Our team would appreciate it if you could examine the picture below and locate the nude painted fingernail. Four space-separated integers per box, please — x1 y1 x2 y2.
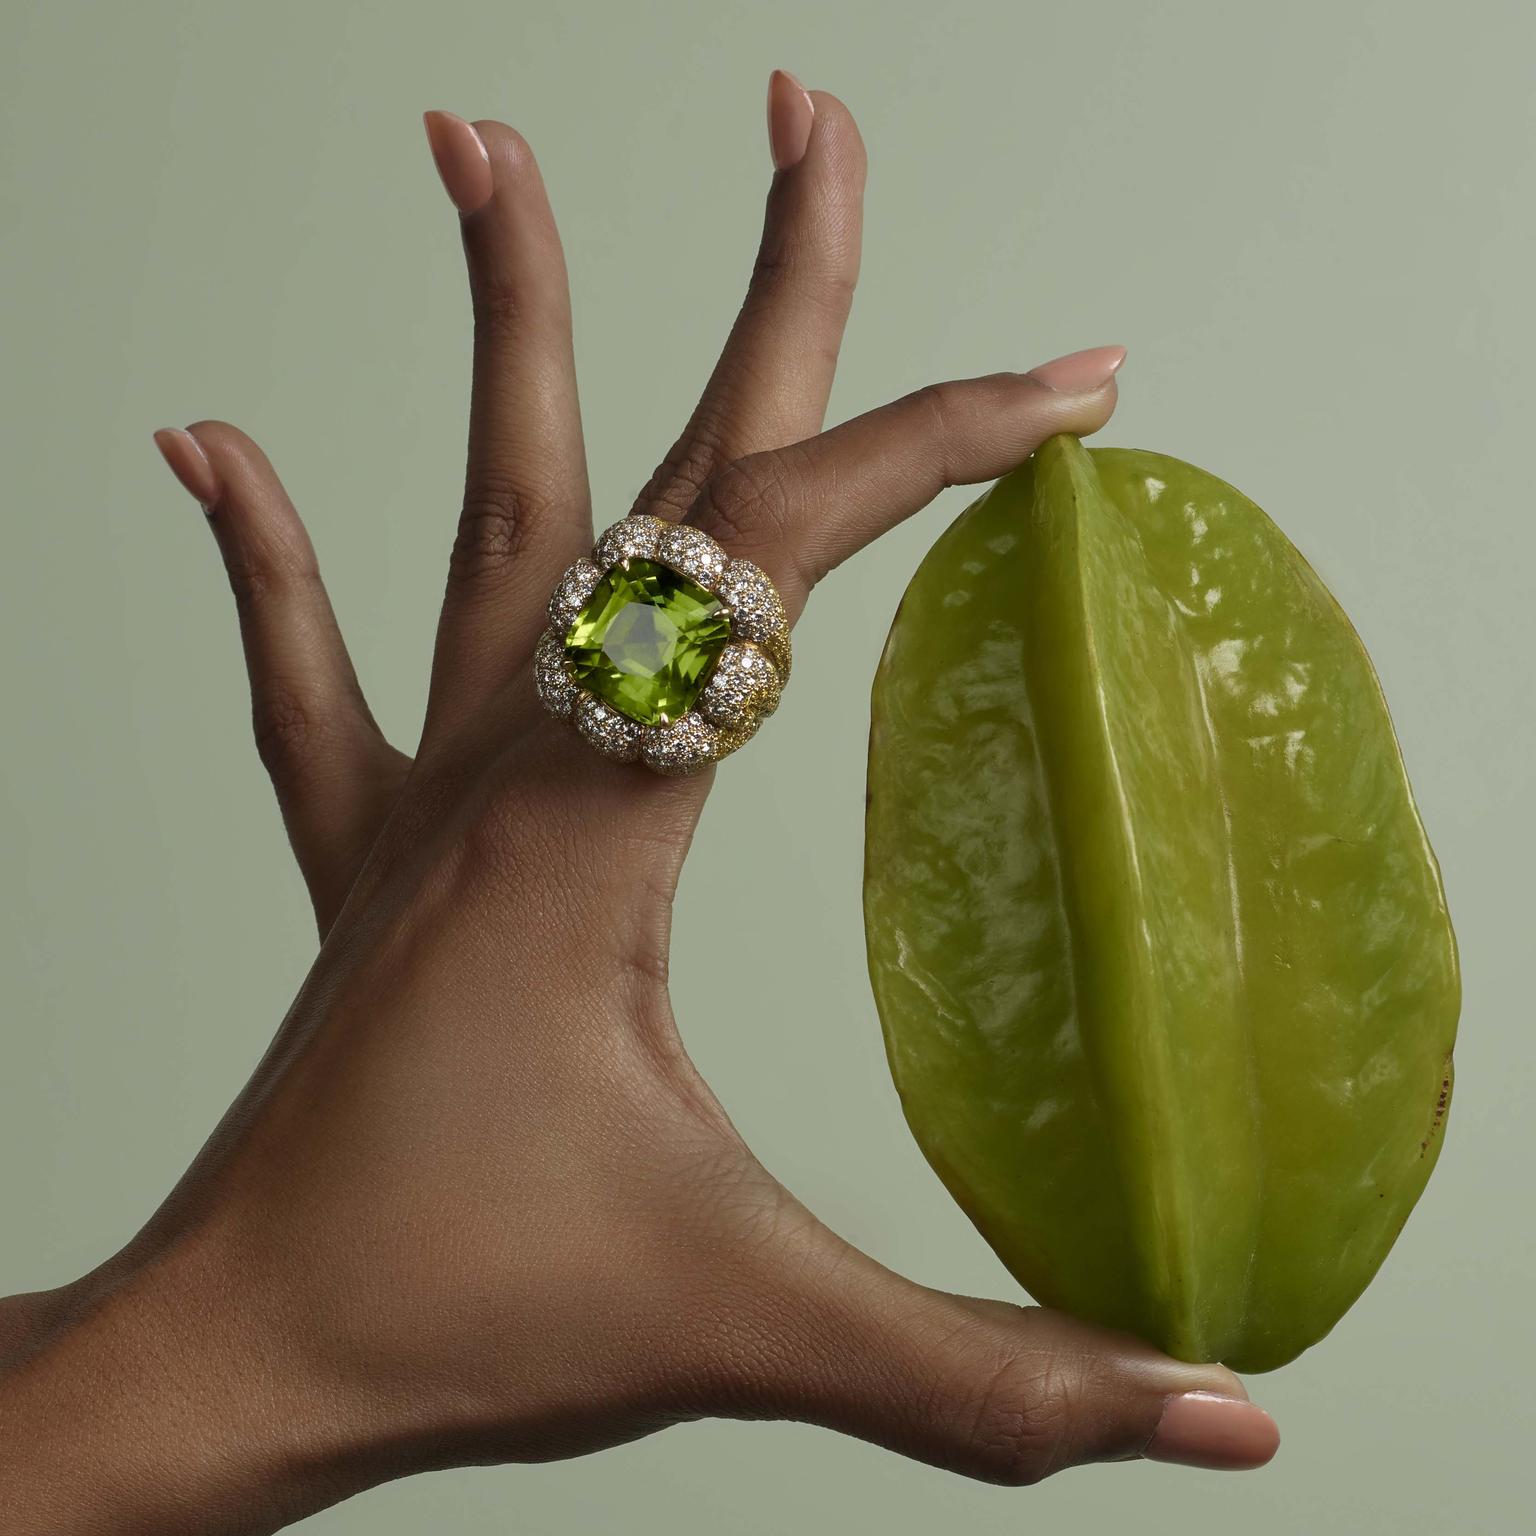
423 110 494 214
1144 1391 1280 1471
153 428 219 510
766 70 814 171
1026 345 1127 394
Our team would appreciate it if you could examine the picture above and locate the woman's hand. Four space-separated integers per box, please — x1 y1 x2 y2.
1 74 1276 1533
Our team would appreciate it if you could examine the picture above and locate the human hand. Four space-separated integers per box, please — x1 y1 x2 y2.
2 73 1276 1534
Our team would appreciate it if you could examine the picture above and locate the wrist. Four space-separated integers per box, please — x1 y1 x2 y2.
0 1238 379 1535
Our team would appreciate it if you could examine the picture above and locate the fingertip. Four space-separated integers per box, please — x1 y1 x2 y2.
470 119 539 181
1205 1365 1250 1402
1026 344 1127 395
1019 347 1125 441
176 422 309 544
1144 1391 1281 1472
153 427 219 510
802 88 866 158
767 69 815 171
460 120 560 238
181 420 271 489
1079 374 1120 437
1020 372 1119 446
423 109 494 215
182 417 245 449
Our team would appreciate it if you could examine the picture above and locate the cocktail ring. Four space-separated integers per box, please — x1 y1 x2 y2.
534 515 791 776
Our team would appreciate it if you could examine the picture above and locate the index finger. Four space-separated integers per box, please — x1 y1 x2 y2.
686 346 1127 618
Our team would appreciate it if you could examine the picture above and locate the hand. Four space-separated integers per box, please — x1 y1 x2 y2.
2 73 1276 1533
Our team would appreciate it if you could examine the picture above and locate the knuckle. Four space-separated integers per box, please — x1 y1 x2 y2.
633 429 725 522
747 242 798 292
693 452 795 552
907 381 965 487
251 686 317 780
222 543 320 612
471 275 572 345
450 480 539 583
471 280 527 344
745 244 857 320
221 547 269 609
965 1355 1075 1488
910 380 959 441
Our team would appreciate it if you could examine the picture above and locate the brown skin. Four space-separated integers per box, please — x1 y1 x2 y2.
0 96 1271 1532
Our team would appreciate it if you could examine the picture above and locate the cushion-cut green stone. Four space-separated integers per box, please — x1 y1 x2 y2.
565 559 731 725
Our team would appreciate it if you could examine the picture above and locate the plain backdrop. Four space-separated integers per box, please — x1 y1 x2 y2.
2 1 1531 1531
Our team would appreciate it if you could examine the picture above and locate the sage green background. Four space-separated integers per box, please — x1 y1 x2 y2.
1 1 1531 1531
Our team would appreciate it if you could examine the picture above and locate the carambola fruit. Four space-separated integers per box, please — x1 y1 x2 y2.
863 434 1460 1371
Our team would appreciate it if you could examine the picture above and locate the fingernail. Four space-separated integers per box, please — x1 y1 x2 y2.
1027 345 1127 394
1144 1391 1280 1471
423 110 494 214
766 69 814 171
153 428 219 510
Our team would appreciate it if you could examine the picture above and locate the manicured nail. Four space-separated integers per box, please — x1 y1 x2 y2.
423 111 494 214
766 70 814 171
1027 345 1127 394
1144 1391 1280 1471
153 428 219 510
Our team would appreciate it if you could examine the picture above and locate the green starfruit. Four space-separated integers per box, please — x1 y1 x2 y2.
864 435 1459 1372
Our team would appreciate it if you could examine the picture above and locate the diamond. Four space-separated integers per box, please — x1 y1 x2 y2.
657 523 728 586
533 628 579 718
564 559 731 726
549 558 603 632
573 693 642 761
696 641 781 728
717 558 791 680
593 514 665 570
717 558 787 642
640 711 759 776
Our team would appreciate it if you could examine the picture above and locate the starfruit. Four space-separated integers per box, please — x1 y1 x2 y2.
864 435 1459 1372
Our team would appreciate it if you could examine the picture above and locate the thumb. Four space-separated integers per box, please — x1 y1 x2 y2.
737 1244 1280 1485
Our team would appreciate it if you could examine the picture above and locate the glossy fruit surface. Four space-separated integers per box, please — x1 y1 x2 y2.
864 435 1459 1371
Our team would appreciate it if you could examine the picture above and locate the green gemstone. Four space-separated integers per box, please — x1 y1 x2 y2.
565 559 731 725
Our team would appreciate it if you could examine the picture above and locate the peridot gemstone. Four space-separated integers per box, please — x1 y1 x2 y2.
565 559 731 725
